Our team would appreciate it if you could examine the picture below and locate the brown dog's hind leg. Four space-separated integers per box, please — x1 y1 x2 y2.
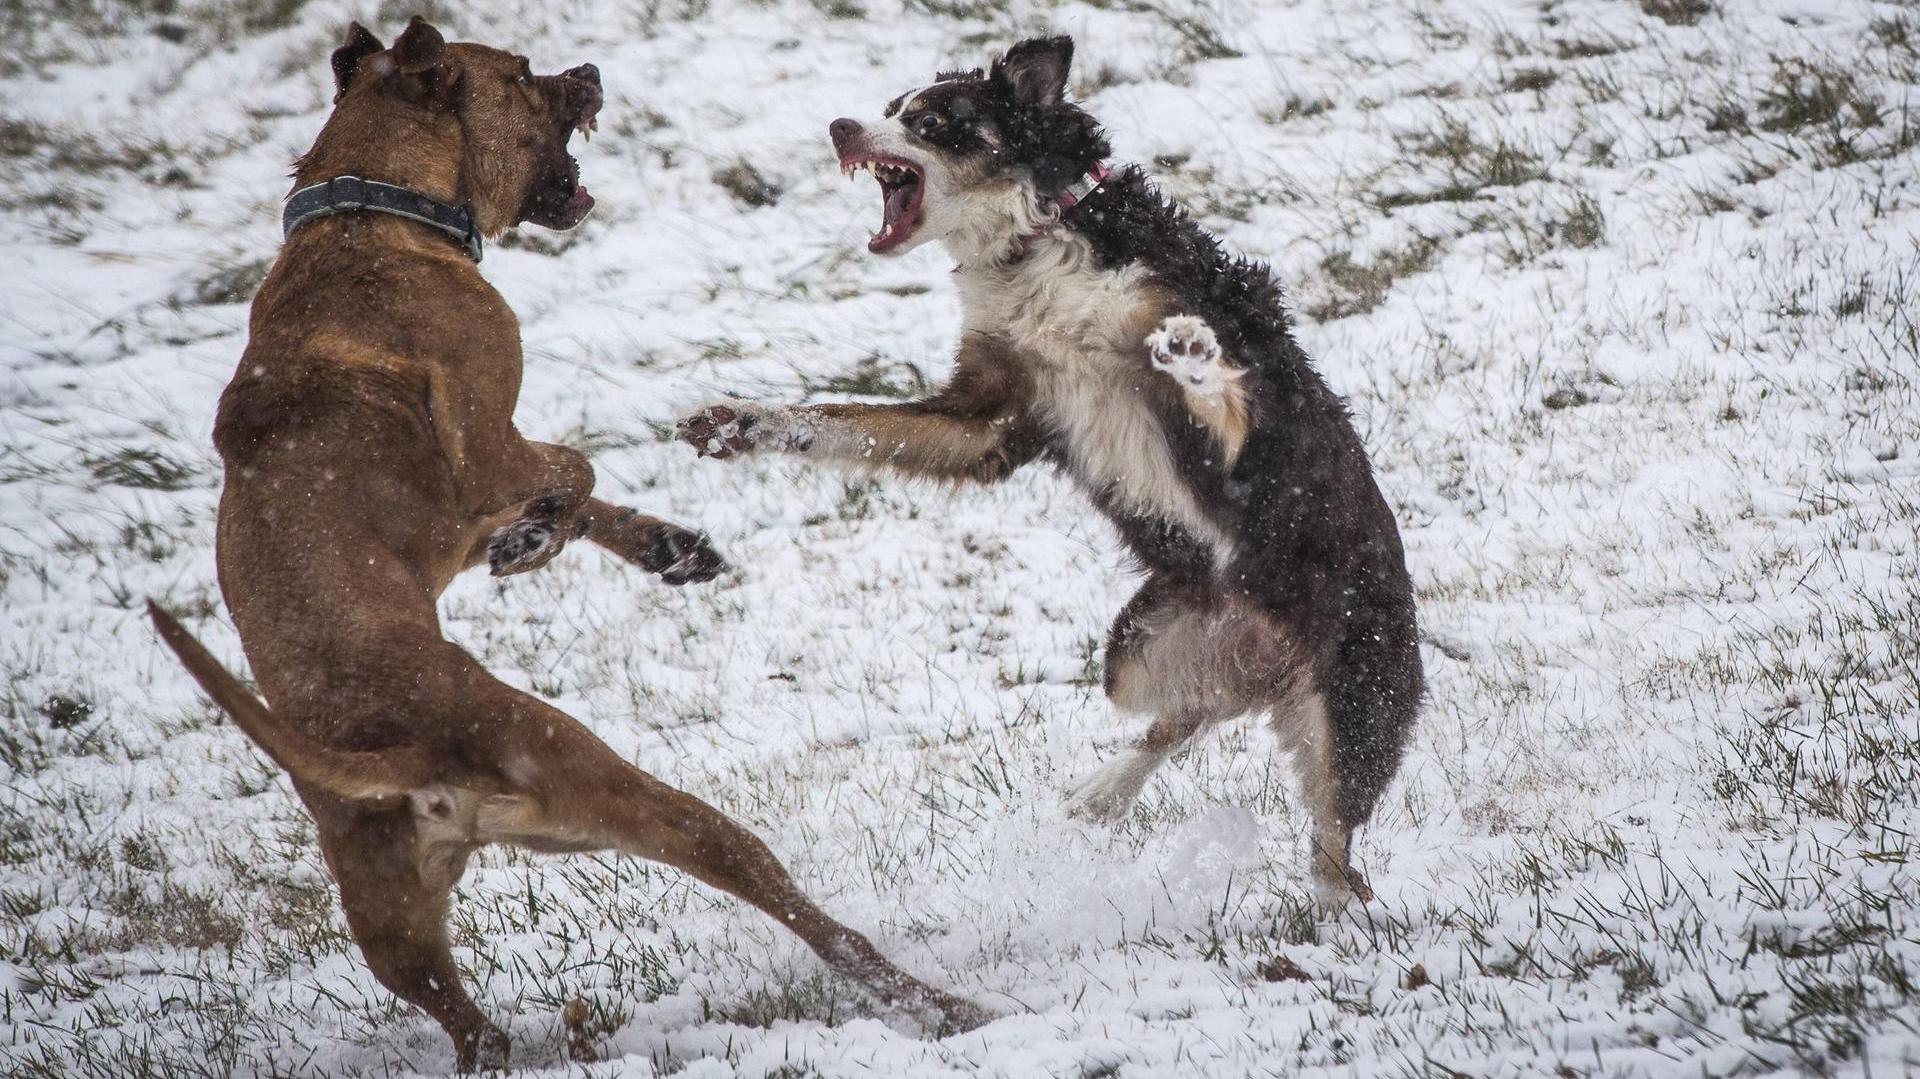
466 683 993 1035
606 770 992 1033
316 808 509 1072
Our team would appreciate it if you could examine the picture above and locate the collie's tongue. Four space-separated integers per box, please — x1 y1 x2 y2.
883 181 913 228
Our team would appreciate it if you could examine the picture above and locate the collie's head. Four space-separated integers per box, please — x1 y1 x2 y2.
827 36 1109 264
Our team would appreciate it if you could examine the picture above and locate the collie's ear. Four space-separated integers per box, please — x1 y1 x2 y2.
994 36 1074 106
329 22 384 99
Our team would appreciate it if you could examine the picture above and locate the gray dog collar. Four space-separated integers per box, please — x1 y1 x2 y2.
283 175 483 263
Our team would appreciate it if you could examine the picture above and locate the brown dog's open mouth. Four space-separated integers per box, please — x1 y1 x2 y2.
523 65 602 231
840 154 924 253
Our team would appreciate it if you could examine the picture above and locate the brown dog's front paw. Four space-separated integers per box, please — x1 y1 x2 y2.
488 498 569 577
639 524 728 585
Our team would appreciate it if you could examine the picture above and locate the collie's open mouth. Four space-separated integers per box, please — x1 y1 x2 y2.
841 155 925 253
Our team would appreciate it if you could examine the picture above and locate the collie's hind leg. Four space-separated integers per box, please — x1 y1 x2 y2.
1066 580 1278 822
1292 631 1422 909
1065 710 1211 822
1271 689 1374 909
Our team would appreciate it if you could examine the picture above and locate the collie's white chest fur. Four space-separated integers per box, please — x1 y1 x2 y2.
957 235 1233 565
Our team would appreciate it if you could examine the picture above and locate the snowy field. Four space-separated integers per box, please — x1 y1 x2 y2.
3 0 1918 1074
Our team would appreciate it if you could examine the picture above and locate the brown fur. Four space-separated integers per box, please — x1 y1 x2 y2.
150 20 985 1070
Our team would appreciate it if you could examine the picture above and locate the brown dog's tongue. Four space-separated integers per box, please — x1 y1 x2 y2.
565 184 594 223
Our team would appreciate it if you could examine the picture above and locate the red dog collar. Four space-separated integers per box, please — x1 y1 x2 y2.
1055 161 1112 213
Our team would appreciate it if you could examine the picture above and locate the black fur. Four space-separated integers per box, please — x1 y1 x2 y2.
887 47 1111 198
1073 178 1421 828
330 23 385 100
979 41 1422 827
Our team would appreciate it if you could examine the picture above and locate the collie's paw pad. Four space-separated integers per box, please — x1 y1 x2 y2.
488 513 560 576
677 404 766 459
1147 316 1240 398
642 525 728 585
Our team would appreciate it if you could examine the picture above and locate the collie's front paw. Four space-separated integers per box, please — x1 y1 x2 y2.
1147 316 1241 401
676 403 811 459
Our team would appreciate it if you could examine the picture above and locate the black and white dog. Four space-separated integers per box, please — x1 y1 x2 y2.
678 37 1422 903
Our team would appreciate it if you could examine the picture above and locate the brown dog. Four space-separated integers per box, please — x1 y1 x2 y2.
147 18 986 1070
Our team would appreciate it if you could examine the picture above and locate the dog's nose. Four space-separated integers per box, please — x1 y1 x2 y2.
829 118 861 150
564 63 600 87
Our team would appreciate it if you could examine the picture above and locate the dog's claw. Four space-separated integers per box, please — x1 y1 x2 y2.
488 509 564 576
642 525 728 585
676 404 762 459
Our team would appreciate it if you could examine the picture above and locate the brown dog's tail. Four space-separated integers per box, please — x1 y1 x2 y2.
146 601 432 803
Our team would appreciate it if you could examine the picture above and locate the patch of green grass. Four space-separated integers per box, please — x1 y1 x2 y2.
85 447 198 491
187 257 270 306
1640 0 1713 27
1089 0 1239 61
713 160 783 208
801 354 927 399
1401 118 1546 194
1259 95 1334 124
1502 68 1557 93
809 0 866 18
1554 37 1627 60
1304 235 1440 322
1757 59 1877 134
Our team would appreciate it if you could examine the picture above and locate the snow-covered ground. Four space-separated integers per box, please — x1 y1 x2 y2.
3 0 1917 1074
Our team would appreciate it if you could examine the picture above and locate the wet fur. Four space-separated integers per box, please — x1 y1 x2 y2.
683 37 1422 901
155 20 982 1072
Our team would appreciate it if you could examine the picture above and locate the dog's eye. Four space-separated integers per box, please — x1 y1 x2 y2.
513 59 532 85
912 113 946 136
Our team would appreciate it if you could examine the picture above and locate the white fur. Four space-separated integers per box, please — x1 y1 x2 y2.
958 233 1236 565
1064 746 1170 821
837 112 1232 563
1147 315 1242 402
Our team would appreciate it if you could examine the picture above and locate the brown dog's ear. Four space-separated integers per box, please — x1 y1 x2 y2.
382 16 462 110
994 36 1074 107
330 22 384 99
390 16 447 74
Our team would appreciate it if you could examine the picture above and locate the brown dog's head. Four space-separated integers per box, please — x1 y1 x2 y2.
315 18 602 237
